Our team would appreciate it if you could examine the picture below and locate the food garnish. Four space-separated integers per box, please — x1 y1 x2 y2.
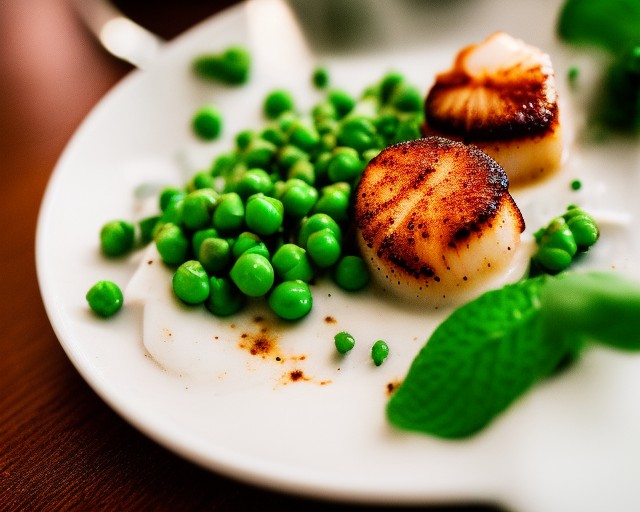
386 272 640 439
423 32 563 185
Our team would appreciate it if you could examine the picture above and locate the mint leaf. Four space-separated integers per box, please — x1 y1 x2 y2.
541 272 640 351
386 276 575 439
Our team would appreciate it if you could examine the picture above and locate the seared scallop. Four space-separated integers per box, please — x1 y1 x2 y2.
423 31 563 185
355 136 527 306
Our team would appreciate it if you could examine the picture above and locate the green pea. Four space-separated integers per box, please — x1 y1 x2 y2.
312 102 337 124
206 276 245 316
334 331 355 354
182 188 218 230
390 84 423 112
538 218 578 257
327 89 355 118
242 242 270 260
390 118 421 144
159 187 184 211
280 180 318 218
172 260 210 304
375 114 399 139
312 66 330 89
86 280 124 317
213 192 245 232
100 220 135 257
192 45 251 85
235 168 273 199
261 126 287 147
198 237 231 275
154 222 189 266
536 246 574 272
138 215 160 245
264 89 295 119
231 231 262 259
298 213 342 248
327 148 364 183
313 186 349 224
230 253 274 297
235 129 255 150
272 243 314 282
192 227 219 255
244 194 284 236
287 159 315 185
333 255 370 291
337 117 377 153
563 207 599 248
159 194 184 226
306 228 341 268
192 105 223 140
379 71 405 103
371 339 389 366
211 152 237 177
188 171 215 191
242 138 277 168
289 123 320 152
278 144 309 172
267 280 313 320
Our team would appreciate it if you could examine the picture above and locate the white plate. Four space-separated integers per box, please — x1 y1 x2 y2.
37 1 640 511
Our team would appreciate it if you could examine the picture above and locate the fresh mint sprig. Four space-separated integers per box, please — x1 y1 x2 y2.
386 272 640 439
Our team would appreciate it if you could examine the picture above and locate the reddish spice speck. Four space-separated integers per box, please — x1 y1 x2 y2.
253 316 264 323
387 380 402 395
324 316 337 324
289 370 305 381
147 260 153 265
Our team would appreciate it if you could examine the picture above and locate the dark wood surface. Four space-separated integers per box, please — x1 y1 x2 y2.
0 1 503 510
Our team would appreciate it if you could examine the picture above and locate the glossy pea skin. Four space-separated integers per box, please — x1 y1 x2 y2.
333 255 370 291
172 260 210 304
327 148 363 183
231 231 262 259
159 187 184 212
534 217 578 272
313 185 349 224
182 188 218 230
264 89 295 119
242 138 277 169
192 228 219 255
229 253 274 297
198 237 231 275
298 213 342 248
563 207 599 248
327 89 355 118
206 276 245 316
279 179 318 218
86 280 124 317
138 215 160 245
154 222 189 266
100 220 135 257
235 168 273 199
267 280 313 320
334 331 355 354
245 194 284 236
271 243 314 282
192 105 223 140
371 339 389 366
306 228 341 268
213 192 245 232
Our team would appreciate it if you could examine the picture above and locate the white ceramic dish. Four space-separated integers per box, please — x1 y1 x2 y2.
37 1 640 511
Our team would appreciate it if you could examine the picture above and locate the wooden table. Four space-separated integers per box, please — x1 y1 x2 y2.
0 1 500 510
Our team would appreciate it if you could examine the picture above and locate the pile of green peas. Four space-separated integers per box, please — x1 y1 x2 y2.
94 68 425 321
532 204 600 274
